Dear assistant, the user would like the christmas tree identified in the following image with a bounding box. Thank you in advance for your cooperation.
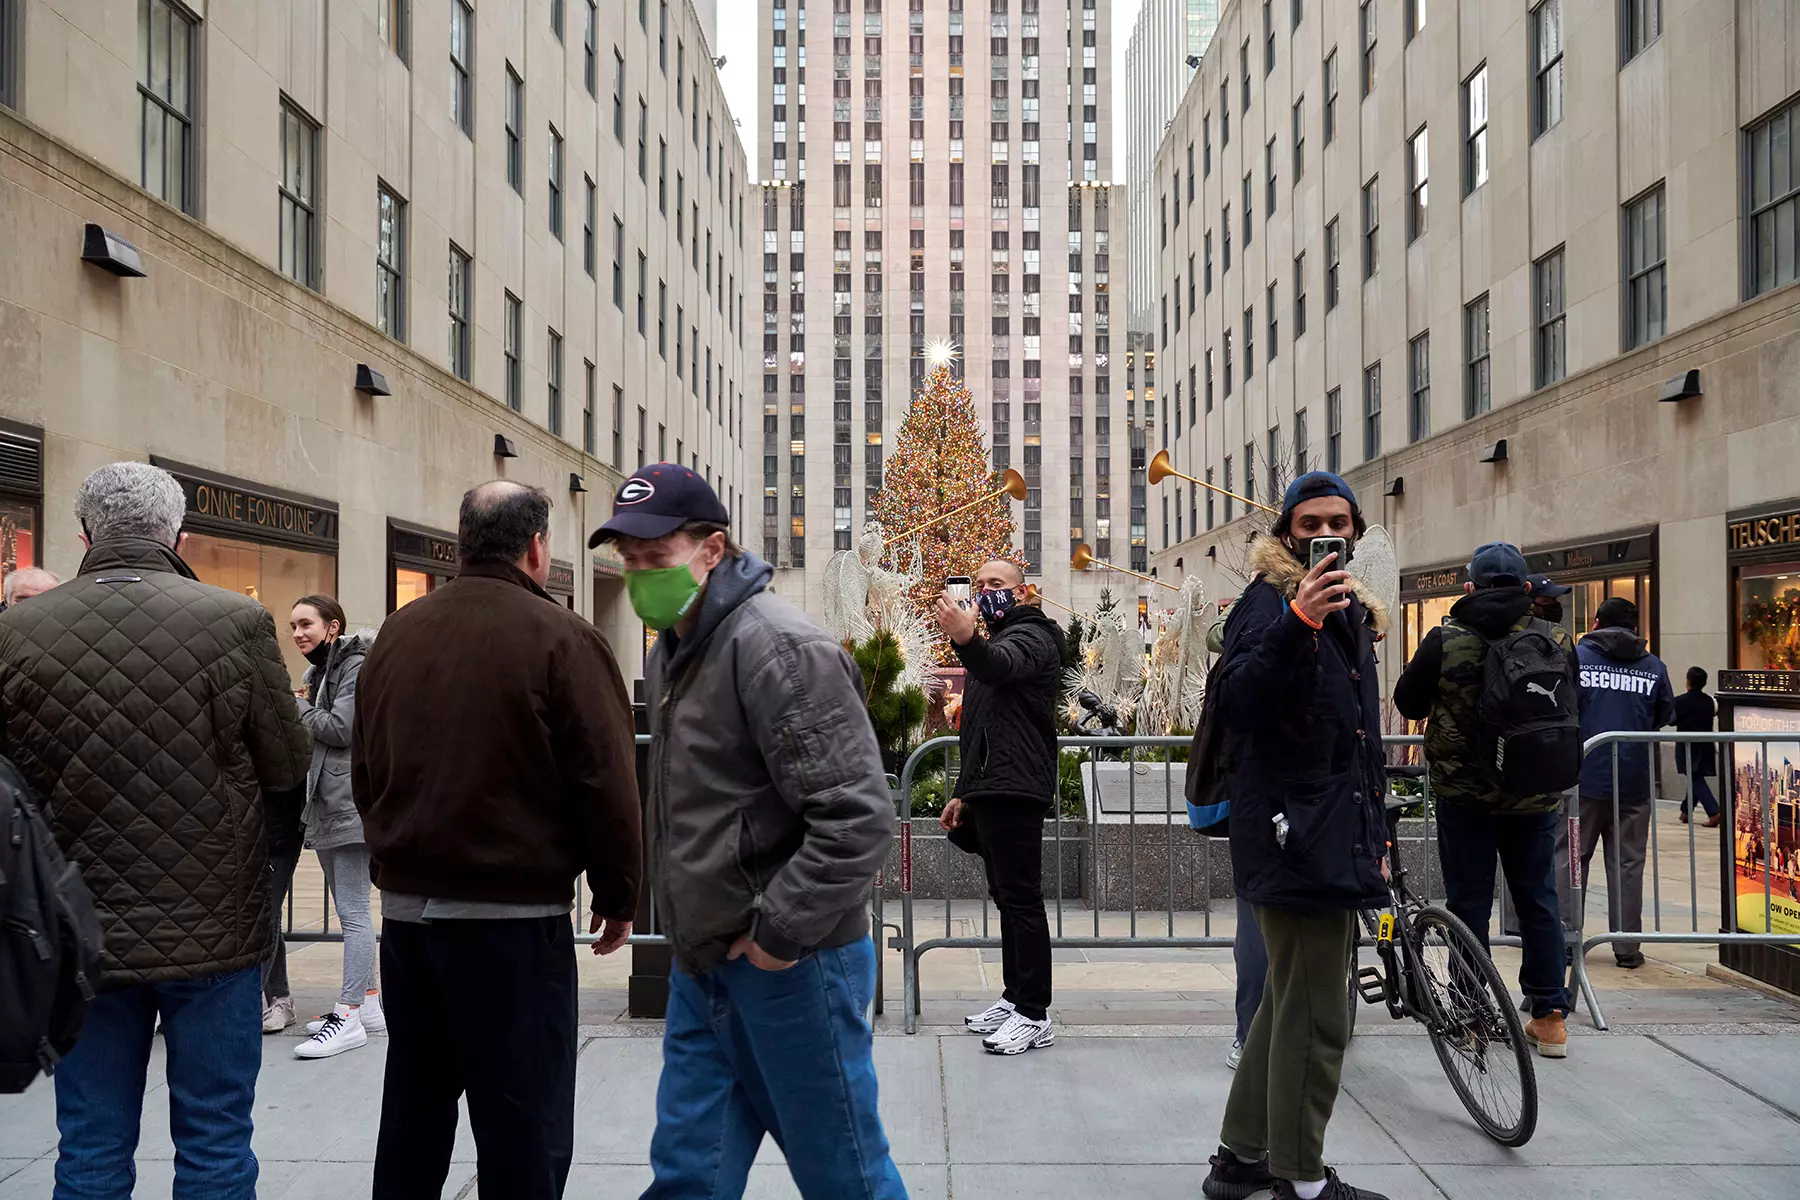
[871,344,1019,627]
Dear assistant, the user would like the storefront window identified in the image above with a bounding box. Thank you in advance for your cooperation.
[1402,594,1456,665]
[0,498,39,591]
[393,568,440,610]
[1563,573,1653,650]
[1736,559,1800,671]
[184,532,337,686]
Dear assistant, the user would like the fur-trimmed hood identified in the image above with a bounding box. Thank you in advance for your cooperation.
[1245,534,1390,635]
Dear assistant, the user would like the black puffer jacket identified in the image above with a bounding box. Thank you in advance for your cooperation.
[952,604,1067,808]
[0,538,312,988]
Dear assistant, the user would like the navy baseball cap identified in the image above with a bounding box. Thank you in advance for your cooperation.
[1527,573,1572,598]
[1468,542,1530,587]
[1280,471,1360,517]
[588,463,731,547]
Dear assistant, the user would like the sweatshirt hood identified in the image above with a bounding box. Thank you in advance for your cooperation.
[666,551,776,674]
[1246,533,1390,635]
[1582,626,1649,662]
[1448,587,1533,637]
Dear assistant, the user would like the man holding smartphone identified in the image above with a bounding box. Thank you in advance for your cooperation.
[1201,473,1391,1200]
[933,560,1066,1055]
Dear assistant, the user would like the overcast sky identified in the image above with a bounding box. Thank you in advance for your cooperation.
[717,0,1146,180]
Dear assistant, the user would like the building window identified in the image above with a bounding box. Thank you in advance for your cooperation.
[1204,234,1213,293]
[1408,334,1430,442]
[1407,128,1428,241]
[1624,184,1667,349]
[1266,427,1281,503]
[1293,98,1305,179]
[451,0,473,135]
[586,2,599,97]
[1187,143,1195,202]
[1224,329,1234,395]
[1267,285,1279,361]
[1265,138,1277,216]
[1534,248,1566,388]
[1408,0,1425,38]
[1221,81,1230,145]
[376,183,406,340]
[1245,305,1255,380]
[1323,50,1338,145]
[505,67,524,192]
[1623,0,1660,63]
[1222,457,1233,522]
[1464,65,1489,194]
[1244,173,1254,243]
[658,1,667,71]
[547,330,563,436]
[503,292,522,411]
[548,126,565,239]
[1464,294,1490,418]
[1223,206,1232,271]
[138,0,196,213]
[1206,469,1215,530]
[278,102,318,288]
[1363,363,1382,460]
[1326,387,1342,472]
[379,0,408,61]
[1360,0,1377,98]
[1295,407,1309,475]
[448,244,471,381]
[1188,255,1196,315]
[1325,218,1340,310]
[638,99,648,178]
[1240,41,1251,111]
[612,384,625,467]
[1532,1,1565,138]
[1362,177,1380,278]
[1294,253,1307,336]
[1205,349,1215,412]
[583,361,596,455]
[551,0,564,40]
[1204,115,1212,176]
[575,177,593,277]
[612,48,626,139]
[1749,97,1800,296]
[657,280,667,356]
[637,252,647,335]
[612,217,624,308]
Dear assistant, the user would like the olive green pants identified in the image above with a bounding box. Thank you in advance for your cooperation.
[1220,905,1356,1181]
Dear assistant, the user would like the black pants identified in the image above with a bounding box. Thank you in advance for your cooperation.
[971,796,1052,1020]
[374,916,578,1200]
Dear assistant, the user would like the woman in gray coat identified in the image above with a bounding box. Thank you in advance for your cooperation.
[288,594,384,1060]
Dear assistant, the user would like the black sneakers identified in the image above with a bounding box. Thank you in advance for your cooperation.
[1272,1168,1393,1200]
[1201,1146,1276,1200]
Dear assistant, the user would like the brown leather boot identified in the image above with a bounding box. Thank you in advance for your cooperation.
[1703,813,1722,828]
[1524,1012,1568,1058]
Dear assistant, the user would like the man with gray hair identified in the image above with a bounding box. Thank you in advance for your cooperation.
[0,566,60,609]
[0,460,311,1199]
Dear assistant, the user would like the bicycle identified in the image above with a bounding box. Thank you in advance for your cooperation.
[1348,772,1539,1147]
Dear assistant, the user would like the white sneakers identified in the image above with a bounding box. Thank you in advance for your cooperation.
[305,992,385,1035]
[982,1012,1055,1056]
[964,998,1016,1034]
[1227,1040,1243,1071]
[294,1009,368,1059]
[262,996,295,1034]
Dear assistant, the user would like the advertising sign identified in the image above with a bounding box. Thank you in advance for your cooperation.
[1730,705,1800,943]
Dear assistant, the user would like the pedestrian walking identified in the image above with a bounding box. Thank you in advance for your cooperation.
[593,464,907,1200]
[1200,472,1391,1200]
[933,559,1066,1056]
[1572,597,1675,969]
[0,462,311,1200]
[1393,542,1582,1059]
[1674,667,1721,827]
[354,481,642,1200]
[284,594,385,1057]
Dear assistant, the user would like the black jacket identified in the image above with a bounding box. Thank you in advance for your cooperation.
[1673,689,1716,775]
[1220,536,1389,911]
[952,603,1066,808]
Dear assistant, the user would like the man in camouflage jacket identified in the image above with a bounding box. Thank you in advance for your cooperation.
[1394,542,1578,1058]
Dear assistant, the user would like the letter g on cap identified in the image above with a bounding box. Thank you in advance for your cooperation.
[617,479,656,505]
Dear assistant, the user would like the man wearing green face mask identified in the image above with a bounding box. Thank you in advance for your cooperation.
[590,464,908,1200]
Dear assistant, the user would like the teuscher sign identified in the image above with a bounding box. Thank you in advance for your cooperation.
[1730,510,1800,553]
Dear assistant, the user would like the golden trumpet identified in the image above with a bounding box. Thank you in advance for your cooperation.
[1070,543,1180,591]
[1147,449,1279,516]
[884,469,1028,547]
[1023,584,1077,615]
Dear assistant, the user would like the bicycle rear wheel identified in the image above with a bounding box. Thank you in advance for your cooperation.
[1408,905,1538,1147]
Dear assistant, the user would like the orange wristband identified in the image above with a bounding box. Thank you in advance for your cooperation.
[1290,599,1324,630]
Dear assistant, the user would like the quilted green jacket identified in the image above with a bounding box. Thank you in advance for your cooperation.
[0,538,311,988]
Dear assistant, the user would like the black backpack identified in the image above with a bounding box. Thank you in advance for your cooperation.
[1185,617,1237,838]
[1,757,103,1093]
[1475,619,1582,798]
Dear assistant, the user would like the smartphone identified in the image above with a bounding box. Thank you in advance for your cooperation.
[945,576,972,608]
[1308,537,1348,572]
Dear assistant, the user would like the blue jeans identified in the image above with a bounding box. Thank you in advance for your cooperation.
[1233,897,1269,1045]
[642,936,907,1200]
[1436,805,1572,1019]
[53,966,263,1200]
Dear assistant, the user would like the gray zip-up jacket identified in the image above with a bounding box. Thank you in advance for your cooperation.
[646,552,894,973]
[298,630,375,851]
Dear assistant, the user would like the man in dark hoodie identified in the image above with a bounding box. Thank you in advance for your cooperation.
[1575,596,1675,969]
[592,464,907,1200]
[933,558,1066,1056]
[1394,542,1578,1058]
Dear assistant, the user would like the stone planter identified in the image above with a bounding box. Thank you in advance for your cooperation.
[880,817,1087,901]
[1079,759,1189,824]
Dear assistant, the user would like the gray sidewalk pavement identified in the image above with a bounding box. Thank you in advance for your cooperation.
[5,1019,1800,1199]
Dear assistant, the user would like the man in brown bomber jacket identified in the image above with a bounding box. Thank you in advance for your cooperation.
[352,480,641,1200]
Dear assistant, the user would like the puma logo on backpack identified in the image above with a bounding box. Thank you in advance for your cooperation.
[1,757,103,1093]
[1476,620,1582,798]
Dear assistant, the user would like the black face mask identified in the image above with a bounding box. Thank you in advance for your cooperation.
[302,640,334,668]
[1537,600,1564,624]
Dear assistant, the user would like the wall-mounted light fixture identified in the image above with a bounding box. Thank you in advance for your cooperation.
[1384,476,1405,497]
[1660,369,1702,403]
[493,435,518,458]
[353,365,391,396]
[1186,54,1202,68]
[569,473,587,493]
[1478,439,1509,464]
[81,223,147,277]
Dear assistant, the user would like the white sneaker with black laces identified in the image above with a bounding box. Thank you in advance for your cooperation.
[964,998,1015,1034]
[982,1012,1054,1056]
[294,1010,367,1060]
[307,994,385,1035]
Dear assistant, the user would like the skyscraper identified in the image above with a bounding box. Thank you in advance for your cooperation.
[756,0,1127,616]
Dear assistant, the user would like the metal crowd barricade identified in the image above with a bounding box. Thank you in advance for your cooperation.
[1573,730,1800,1031]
